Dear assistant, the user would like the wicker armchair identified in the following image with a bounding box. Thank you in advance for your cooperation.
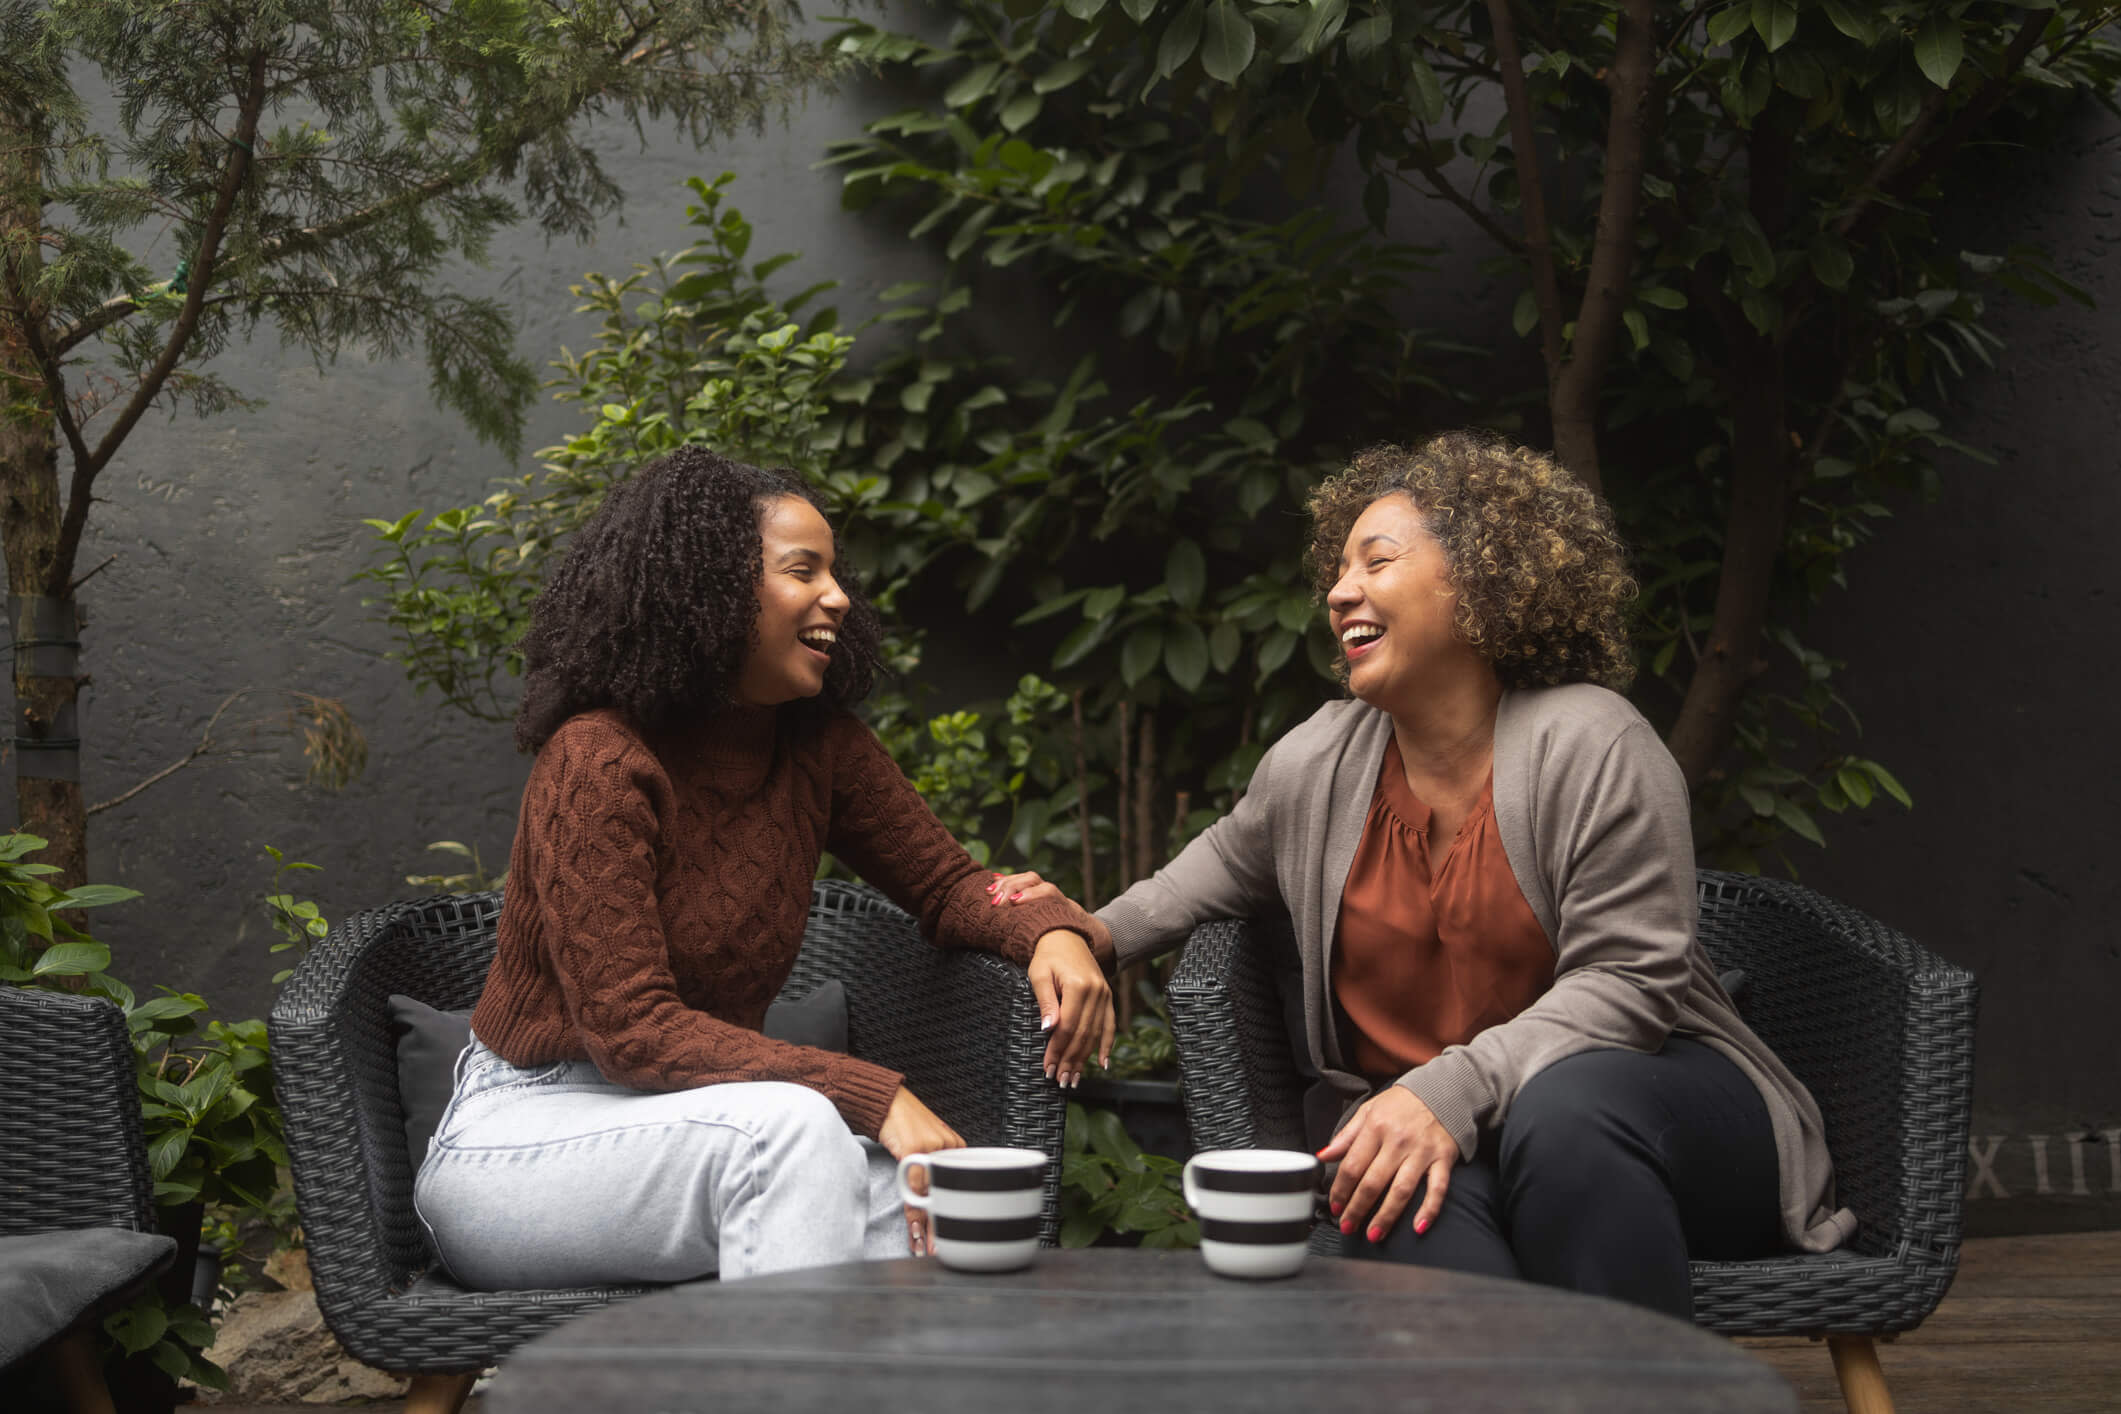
[0,987,178,1411]
[1166,870,1978,1414]
[270,879,1066,1414]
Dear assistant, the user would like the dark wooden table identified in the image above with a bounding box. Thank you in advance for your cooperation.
[487,1248,1796,1413]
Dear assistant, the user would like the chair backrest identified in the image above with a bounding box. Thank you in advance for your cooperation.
[1694,870,1976,1262]
[0,986,156,1237]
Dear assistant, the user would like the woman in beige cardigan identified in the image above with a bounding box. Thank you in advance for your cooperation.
[1004,432,1850,1318]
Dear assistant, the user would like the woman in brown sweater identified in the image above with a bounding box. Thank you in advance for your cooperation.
[413,446,1113,1287]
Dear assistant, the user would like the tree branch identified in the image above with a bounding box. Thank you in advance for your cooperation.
[84,689,248,817]
[1547,0,1656,495]
[1835,11,2050,242]
[51,165,477,357]
[52,53,270,592]
[1390,161,1525,254]
[1483,0,1564,382]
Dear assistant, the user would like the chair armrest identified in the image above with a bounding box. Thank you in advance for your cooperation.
[1696,871,1979,1264]
[1166,918,1311,1154]
[272,897,499,1330]
[787,880,1065,1245]
[0,987,154,1237]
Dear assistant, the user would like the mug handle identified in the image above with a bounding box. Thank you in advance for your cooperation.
[897,1152,933,1209]
[1180,1156,1201,1213]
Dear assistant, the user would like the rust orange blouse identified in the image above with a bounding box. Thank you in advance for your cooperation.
[1331,736,1555,1082]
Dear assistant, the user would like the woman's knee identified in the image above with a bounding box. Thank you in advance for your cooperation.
[1499,1049,1659,1181]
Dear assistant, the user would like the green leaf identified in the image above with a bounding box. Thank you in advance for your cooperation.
[944,63,1003,109]
[999,92,1043,132]
[1858,759,1913,808]
[1750,0,1797,52]
[1084,584,1127,623]
[1060,0,1107,18]
[1200,0,1256,84]
[1165,538,1207,609]
[1638,285,1687,310]
[51,883,141,909]
[1157,0,1206,78]
[1256,627,1298,680]
[32,940,111,977]
[1164,621,1210,692]
[1405,54,1444,125]
[1623,308,1649,353]
[1913,13,1963,89]
[1035,57,1095,94]
[1015,588,1091,626]
[1836,767,1875,809]
[1819,0,1873,45]
[1121,0,1159,22]
[1121,625,1165,685]
[1512,288,1538,338]
[1052,619,1107,670]
[1208,621,1241,673]
[1808,237,1854,291]
[1772,797,1825,847]
[1706,5,1753,47]
[1297,0,1348,57]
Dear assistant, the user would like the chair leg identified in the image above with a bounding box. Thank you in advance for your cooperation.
[406,1371,480,1414]
[49,1327,116,1414]
[1827,1334,1894,1414]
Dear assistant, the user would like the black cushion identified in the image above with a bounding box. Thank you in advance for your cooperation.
[388,980,850,1169]
[0,1228,178,1369]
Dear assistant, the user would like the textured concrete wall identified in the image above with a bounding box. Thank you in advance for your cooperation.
[13,49,2117,1230]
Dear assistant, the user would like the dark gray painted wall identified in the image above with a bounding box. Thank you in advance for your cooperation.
[12,47,2116,1231]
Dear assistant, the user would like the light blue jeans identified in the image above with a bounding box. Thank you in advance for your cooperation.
[413,1038,908,1287]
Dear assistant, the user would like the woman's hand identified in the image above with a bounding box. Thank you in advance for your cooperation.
[1316,1085,1460,1244]
[1028,929,1115,1089]
[880,1086,964,1257]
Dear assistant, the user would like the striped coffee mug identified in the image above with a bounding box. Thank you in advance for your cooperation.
[896,1146,1047,1272]
[1182,1148,1320,1278]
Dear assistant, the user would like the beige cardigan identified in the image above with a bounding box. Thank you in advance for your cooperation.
[1098,683,1856,1254]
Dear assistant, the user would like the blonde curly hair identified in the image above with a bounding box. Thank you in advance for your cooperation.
[1304,431,1638,691]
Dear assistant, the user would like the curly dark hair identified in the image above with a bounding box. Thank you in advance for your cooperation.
[513,446,886,753]
[1304,431,1638,691]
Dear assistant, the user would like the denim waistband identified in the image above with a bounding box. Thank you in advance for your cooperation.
[454,1035,587,1101]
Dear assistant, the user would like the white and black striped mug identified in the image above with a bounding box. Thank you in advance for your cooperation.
[1182,1148,1321,1278]
[895,1146,1047,1273]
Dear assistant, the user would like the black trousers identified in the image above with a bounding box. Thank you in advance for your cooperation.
[1339,1038,1781,1321]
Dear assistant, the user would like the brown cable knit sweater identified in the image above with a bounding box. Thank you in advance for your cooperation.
[470,705,1092,1138]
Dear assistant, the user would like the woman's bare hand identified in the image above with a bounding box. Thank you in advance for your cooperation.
[987,869,1062,906]
[881,1086,964,1256]
[1316,1085,1460,1244]
[1028,929,1115,1088]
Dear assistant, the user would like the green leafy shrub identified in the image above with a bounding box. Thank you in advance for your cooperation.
[1,831,288,1391]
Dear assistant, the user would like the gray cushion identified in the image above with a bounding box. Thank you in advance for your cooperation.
[0,1228,178,1369]
[388,980,850,1169]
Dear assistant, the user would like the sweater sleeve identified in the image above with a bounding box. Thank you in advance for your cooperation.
[1394,719,1696,1159]
[1097,741,1280,968]
[528,726,905,1136]
[824,715,1093,965]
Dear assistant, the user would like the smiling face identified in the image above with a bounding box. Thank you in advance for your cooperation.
[1326,492,1486,713]
[733,495,851,707]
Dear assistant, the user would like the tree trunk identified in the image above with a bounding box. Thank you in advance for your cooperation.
[0,110,84,886]
[1663,324,1787,790]
[1665,120,1796,792]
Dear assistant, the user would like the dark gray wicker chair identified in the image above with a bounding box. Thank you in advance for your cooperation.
[0,986,179,1412]
[270,879,1066,1414]
[1166,869,1977,1414]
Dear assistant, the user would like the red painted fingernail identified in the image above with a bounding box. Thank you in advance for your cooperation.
[1339,1219,1354,1236]
[1011,892,1023,901]
[1415,1217,1431,1236]
[1367,1228,1382,1243]
[1329,1200,1343,1216]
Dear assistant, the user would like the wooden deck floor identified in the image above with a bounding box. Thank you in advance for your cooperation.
[1738,1230,2121,1413]
[203,1231,2120,1413]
